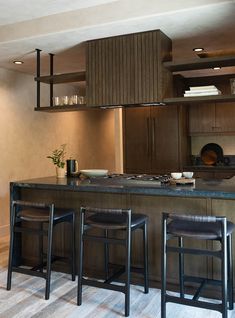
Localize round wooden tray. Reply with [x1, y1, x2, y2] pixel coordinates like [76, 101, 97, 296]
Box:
[170, 177, 195, 185]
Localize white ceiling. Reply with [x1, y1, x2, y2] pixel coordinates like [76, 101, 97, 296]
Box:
[0, 0, 235, 77]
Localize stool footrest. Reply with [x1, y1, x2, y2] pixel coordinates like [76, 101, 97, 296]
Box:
[167, 245, 222, 258]
[166, 294, 222, 313]
[82, 278, 125, 293]
[30, 255, 69, 272]
[184, 275, 222, 286]
[105, 266, 125, 284]
[83, 234, 126, 245]
[106, 262, 145, 283]
[12, 266, 46, 279]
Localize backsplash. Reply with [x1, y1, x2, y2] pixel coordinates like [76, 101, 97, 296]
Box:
[191, 136, 235, 155]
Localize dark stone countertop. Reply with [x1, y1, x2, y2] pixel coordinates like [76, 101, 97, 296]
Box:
[10, 175, 235, 199]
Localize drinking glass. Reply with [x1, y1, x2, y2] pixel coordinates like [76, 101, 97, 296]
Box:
[230, 78, 235, 94]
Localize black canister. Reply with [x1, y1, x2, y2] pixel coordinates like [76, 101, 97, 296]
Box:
[66, 159, 79, 176]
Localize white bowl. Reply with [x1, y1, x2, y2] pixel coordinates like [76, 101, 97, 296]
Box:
[183, 171, 194, 179]
[80, 169, 108, 177]
[171, 172, 182, 180]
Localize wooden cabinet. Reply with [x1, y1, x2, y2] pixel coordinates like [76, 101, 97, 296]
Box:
[215, 102, 235, 133]
[123, 105, 189, 174]
[189, 103, 215, 134]
[189, 102, 235, 135]
[86, 30, 172, 107]
[188, 76, 235, 135]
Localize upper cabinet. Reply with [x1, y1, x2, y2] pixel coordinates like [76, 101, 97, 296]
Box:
[86, 30, 173, 107]
[189, 102, 235, 135]
[188, 75, 235, 135]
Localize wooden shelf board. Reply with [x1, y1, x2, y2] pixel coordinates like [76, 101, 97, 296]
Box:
[34, 104, 91, 112]
[34, 71, 86, 84]
[163, 94, 235, 105]
[164, 56, 235, 72]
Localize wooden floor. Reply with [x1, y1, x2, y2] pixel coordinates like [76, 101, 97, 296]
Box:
[1, 236, 235, 317]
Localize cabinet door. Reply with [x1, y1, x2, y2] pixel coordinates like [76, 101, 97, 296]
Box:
[189, 103, 216, 134]
[215, 102, 235, 133]
[123, 107, 151, 174]
[151, 105, 179, 174]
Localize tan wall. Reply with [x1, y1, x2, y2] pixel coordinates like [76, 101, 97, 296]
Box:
[191, 135, 235, 155]
[0, 68, 117, 237]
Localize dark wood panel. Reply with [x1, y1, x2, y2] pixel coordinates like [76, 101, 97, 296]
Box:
[19, 187, 235, 297]
[164, 94, 235, 105]
[34, 105, 89, 112]
[151, 105, 180, 173]
[123, 107, 151, 174]
[86, 30, 172, 106]
[123, 105, 188, 174]
[34, 71, 86, 84]
[189, 103, 216, 134]
[216, 102, 235, 132]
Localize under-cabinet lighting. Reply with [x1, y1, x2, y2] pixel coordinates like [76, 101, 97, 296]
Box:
[13, 60, 24, 65]
[193, 48, 204, 52]
[213, 66, 221, 70]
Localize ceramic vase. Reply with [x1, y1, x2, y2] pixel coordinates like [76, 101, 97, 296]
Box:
[56, 166, 66, 178]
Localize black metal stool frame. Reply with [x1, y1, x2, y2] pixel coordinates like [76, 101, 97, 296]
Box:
[77, 206, 149, 317]
[7, 200, 76, 300]
[161, 213, 234, 318]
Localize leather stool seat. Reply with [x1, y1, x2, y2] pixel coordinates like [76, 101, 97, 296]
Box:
[168, 219, 235, 240]
[86, 212, 148, 230]
[18, 207, 74, 222]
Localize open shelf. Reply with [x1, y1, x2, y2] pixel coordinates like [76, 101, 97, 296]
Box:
[164, 55, 235, 72]
[34, 71, 86, 84]
[163, 94, 235, 105]
[34, 104, 90, 112]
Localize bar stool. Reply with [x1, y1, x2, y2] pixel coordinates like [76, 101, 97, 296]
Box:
[77, 206, 149, 317]
[7, 200, 76, 299]
[161, 213, 235, 318]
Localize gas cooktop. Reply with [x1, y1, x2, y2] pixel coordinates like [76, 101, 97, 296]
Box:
[88, 173, 171, 186]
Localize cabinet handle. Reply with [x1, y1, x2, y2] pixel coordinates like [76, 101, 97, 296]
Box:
[152, 118, 156, 158]
[147, 117, 150, 157]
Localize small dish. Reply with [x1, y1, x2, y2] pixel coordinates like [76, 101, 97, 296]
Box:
[171, 172, 182, 180]
[183, 172, 194, 179]
[80, 169, 108, 177]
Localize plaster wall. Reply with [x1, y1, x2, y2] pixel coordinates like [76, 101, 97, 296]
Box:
[191, 136, 235, 155]
[0, 68, 117, 237]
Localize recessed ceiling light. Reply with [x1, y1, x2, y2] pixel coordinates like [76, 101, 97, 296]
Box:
[213, 66, 221, 70]
[193, 48, 204, 52]
[13, 60, 24, 65]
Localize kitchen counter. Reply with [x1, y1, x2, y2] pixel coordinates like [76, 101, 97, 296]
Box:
[10, 175, 235, 295]
[11, 175, 235, 199]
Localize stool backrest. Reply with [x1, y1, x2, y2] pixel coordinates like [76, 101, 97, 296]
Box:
[80, 206, 131, 230]
[162, 212, 228, 241]
[12, 200, 55, 223]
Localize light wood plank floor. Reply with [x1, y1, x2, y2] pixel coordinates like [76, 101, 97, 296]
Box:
[1, 236, 235, 317]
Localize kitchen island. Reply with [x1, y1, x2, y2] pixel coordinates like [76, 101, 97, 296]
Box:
[10, 175, 235, 295]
